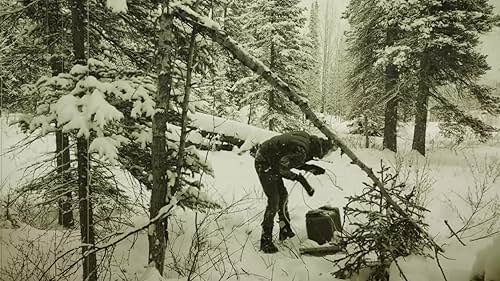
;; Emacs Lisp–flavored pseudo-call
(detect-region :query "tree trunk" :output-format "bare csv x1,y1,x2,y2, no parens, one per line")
362,81,369,149
172,5,443,253
268,42,276,131
47,0,74,228
173,30,197,198
70,0,96,278
364,114,369,149
248,104,253,125
149,5,175,274
412,91,428,155
268,91,275,130
77,138,97,281
320,0,331,114
382,27,398,153
56,130,74,227
51,58,73,228
383,96,398,152
412,60,430,156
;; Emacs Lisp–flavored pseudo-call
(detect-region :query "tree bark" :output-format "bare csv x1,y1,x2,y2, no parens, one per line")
149,4,174,274
173,29,197,197
364,114,369,149
170,5,443,253
412,87,429,156
51,58,73,228
320,0,331,114
268,42,276,131
70,0,96,278
412,57,430,156
47,0,74,228
382,28,398,153
383,96,398,152
76,138,96,281
56,130,74,227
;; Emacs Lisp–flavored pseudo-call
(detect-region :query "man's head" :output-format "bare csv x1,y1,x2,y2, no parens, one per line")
312,136,337,158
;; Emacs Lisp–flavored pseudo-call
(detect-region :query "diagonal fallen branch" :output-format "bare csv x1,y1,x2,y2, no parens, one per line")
170,3,443,252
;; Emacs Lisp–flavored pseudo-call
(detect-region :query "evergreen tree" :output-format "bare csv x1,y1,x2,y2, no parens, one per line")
220,0,262,124
304,0,321,108
239,0,313,131
395,0,500,155
335,164,433,280
345,0,407,152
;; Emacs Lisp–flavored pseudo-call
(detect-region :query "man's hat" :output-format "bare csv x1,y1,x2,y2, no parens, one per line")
319,138,335,157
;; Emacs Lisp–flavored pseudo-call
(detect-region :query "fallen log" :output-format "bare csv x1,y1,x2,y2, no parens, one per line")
299,245,343,256
170,3,443,252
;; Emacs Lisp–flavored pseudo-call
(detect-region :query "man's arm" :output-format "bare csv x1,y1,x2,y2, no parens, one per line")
299,164,325,175
277,146,316,196
278,146,307,180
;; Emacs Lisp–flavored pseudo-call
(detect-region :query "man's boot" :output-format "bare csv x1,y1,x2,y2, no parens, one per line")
278,221,295,241
260,235,278,253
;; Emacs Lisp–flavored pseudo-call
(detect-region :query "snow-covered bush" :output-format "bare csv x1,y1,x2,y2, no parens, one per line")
393,152,434,208
347,115,383,137
334,163,434,281
13,58,219,225
444,155,499,240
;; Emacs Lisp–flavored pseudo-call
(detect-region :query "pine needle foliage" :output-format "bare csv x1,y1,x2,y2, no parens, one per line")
335,162,433,281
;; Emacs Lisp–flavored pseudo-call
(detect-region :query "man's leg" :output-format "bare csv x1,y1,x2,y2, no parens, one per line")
277,178,290,225
277,179,295,240
256,164,280,253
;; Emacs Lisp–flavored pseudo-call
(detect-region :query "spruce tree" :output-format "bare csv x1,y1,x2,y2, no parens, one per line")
239,0,313,131
345,0,408,152
304,0,321,109
399,0,500,155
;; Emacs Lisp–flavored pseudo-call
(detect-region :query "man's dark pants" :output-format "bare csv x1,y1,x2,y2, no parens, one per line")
255,161,290,238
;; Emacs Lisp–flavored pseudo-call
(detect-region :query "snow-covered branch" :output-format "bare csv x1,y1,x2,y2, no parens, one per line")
190,112,277,151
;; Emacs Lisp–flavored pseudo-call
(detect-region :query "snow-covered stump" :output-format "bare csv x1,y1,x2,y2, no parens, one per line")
170,3,443,253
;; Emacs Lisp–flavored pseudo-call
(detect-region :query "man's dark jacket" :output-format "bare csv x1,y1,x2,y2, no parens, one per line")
254,131,326,180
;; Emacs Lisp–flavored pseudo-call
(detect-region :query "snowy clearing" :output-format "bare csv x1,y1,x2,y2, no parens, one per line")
1,115,499,281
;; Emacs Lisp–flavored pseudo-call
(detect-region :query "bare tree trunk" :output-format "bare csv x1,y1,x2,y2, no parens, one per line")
52,59,73,228
149,4,175,274
171,6,443,253
70,0,96,278
55,129,73,227
268,42,276,131
412,68,429,155
364,114,369,149
173,30,197,196
382,28,398,153
248,104,253,125
320,0,331,114
362,81,369,149
383,96,398,152
47,0,74,228
76,138,96,280
60,133,72,227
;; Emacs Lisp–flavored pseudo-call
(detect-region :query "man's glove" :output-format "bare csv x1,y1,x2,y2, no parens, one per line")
310,165,325,175
296,175,315,196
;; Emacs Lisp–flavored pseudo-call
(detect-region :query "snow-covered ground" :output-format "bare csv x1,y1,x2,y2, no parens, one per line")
1,115,499,281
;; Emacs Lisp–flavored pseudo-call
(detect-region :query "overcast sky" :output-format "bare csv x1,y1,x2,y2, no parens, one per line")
303,0,500,84
480,0,500,83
